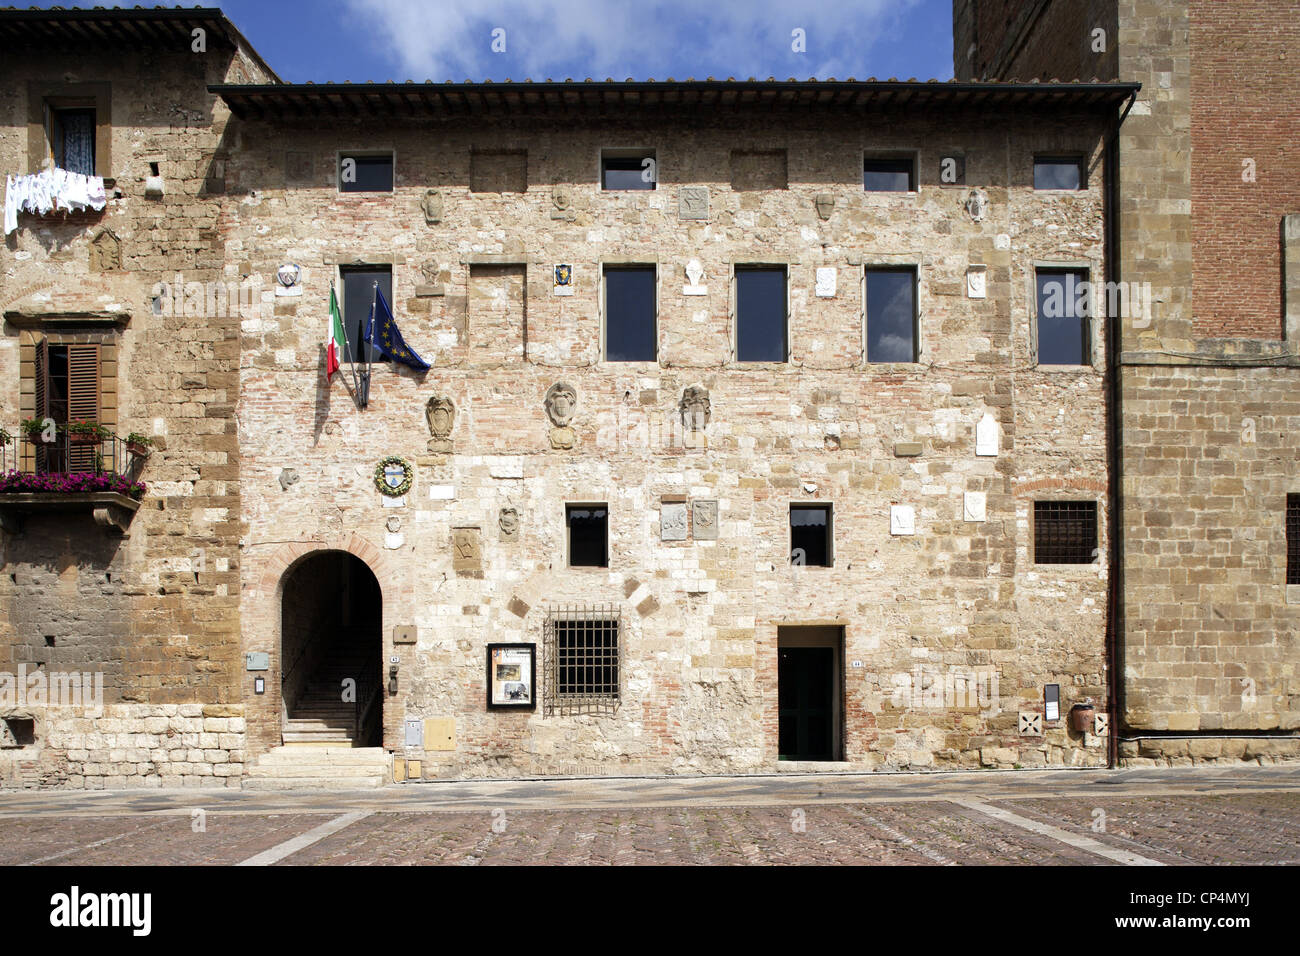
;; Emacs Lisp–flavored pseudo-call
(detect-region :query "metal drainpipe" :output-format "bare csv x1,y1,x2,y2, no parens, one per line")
1104,89,1139,769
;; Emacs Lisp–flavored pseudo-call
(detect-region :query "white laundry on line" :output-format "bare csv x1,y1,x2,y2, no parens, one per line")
3,166,107,236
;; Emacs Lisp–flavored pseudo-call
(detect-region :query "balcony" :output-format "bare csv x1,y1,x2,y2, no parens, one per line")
0,429,147,535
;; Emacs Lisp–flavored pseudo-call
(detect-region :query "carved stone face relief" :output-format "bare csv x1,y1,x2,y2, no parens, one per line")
552,185,571,211
421,189,443,224
545,382,577,427
679,386,711,432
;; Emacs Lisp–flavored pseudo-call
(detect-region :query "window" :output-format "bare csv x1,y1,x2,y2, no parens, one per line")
735,267,787,362
1288,495,1300,585
604,266,657,361
51,108,95,176
339,265,393,363
338,152,393,192
544,606,620,716
32,340,103,474
1035,268,1091,365
1034,501,1098,564
863,156,915,192
790,505,832,567
1034,156,1085,190
865,268,918,363
601,149,655,190
567,504,608,568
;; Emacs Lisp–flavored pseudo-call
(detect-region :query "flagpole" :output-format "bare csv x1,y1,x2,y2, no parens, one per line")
363,280,378,409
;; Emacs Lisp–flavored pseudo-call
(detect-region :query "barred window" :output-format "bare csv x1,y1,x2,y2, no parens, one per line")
1287,495,1300,585
544,605,620,716
1034,501,1098,564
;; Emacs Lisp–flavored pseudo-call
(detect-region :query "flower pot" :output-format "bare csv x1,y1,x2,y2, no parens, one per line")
127,442,151,458
1070,703,1096,732
25,432,56,446
68,433,103,446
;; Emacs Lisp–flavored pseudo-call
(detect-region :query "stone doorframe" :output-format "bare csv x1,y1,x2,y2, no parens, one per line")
244,534,396,757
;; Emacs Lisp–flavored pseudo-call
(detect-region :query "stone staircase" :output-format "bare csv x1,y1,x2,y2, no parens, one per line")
283,641,376,747
243,746,390,790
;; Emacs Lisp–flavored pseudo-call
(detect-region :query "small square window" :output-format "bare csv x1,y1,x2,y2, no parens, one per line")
1287,495,1300,585
604,266,657,361
51,107,95,176
866,268,918,363
339,152,393,192
1034,501,1098,564
736,267,787,362
790,505,832,567
567,505,608,568
1035,268,1091,365
1034,156,1084,190
601,150,655,190
863,156,915,192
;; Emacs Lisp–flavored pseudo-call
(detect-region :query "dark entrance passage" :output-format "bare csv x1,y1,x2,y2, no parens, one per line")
777,626,843,761
280,551,382,747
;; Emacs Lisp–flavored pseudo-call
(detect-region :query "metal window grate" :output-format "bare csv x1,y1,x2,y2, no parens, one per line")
1288,495,1300,585
1034,501,1098,564
544,604,621,716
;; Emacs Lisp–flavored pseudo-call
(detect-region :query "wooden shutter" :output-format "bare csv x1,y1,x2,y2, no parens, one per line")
30,339,48,474
66,344,100,474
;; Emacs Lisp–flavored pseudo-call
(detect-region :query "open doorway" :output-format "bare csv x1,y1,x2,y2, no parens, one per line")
777,626,844,761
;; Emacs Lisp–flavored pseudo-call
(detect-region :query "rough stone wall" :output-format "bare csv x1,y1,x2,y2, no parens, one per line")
0,41,255,787
953,0,1117,82
231,109,1113,775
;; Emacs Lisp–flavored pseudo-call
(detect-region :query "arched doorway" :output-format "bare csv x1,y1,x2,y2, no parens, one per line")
279,551,382,747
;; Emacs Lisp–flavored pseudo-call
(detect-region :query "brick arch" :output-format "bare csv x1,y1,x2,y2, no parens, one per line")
257,533,390,597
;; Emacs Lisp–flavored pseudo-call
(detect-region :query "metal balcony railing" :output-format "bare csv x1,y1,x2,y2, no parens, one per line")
1,430,146,483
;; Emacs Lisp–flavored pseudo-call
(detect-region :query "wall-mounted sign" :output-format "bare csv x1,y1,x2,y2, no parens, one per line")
487,643,536,710
1045,683,1061,721
245,652,269,671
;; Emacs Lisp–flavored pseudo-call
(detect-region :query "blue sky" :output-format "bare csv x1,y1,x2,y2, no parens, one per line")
31,0,956,83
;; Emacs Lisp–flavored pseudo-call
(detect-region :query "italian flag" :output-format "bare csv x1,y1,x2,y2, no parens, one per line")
325,285,345,380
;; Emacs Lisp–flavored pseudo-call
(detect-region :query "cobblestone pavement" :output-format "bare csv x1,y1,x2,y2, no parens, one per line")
0,765,1296,865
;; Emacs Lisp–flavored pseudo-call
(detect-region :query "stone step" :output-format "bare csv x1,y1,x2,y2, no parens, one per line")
243,744,389,790
242,776,386,791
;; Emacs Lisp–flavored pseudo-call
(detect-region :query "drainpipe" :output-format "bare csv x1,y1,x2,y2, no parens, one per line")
1103,88,1139,769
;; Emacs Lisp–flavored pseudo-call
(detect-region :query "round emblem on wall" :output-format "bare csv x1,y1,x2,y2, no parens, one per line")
374,456,414,497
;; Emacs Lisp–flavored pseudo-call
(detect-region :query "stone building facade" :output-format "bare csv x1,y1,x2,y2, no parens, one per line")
956,0,1300,764
9,3,1277,789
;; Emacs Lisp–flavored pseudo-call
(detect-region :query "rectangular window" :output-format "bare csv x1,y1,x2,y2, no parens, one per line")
338,152,393,192
1035,268,1091,365
1034,156,1085,190
31,339,102,474
863,156,915,192
604,266,657,361
1288,495,1300,585
544,606,620,716
51,108,95,176
790,505,832,567
865,268,918,363
735,267,787,362
1034,501,1098,564
340,265,393,363
601,149,655,190
567,504,608,568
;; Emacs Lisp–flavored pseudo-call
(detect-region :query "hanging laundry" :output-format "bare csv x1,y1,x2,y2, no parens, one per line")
3,166,107,235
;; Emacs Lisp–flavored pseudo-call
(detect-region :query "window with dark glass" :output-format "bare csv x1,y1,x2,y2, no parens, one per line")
1034,501,1098,564
736,267,787,362
1288,495,1300,585
567,505,608,568
545,608,621,716
604,266,657,361
866,268,918,363
339,152,394,192
340,265,393,363
1035,268,1091,365
1034,156,1084,190
601,150,655,190
863,156,915,192
790,505,832,567
52,108,95,176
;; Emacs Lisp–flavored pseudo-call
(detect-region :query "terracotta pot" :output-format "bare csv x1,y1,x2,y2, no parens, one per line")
25,432,56,446
68,432,103,446
1070,703,1096,732
126,442,150,458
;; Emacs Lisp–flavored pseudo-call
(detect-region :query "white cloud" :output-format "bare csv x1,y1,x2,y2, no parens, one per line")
343,0,919,82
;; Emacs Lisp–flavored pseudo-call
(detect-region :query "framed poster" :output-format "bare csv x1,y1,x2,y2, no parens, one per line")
487,643,536,710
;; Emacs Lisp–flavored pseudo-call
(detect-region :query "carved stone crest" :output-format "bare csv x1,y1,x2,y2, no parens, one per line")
814,193,835,220
678,186,709,220
421,188,443,224
88,229,121,272
499,507,519,540
965,188,989,223
683,259,708,296
679,386,711,432
550,184,575,220
452,527,482,577
425,395,456,452
692,500,719,540
545,382,577,427
660,501,687,541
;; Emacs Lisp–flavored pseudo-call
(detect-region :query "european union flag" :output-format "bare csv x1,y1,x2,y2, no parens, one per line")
365,286,430,371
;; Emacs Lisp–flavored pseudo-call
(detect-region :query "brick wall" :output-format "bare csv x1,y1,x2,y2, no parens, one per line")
954,0,1117,81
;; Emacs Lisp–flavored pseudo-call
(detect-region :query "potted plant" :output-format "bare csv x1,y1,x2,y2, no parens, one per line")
125,432,155,458
62,420,111,446
21,418,56,445
1069,700,1097,732
0,427,11,446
